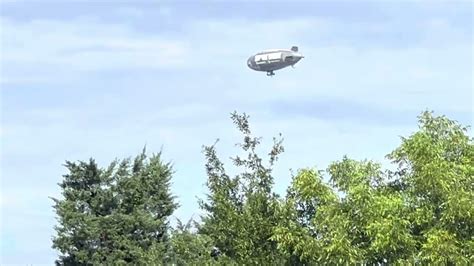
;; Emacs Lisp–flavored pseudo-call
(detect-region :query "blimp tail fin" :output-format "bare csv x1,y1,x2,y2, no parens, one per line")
291,46,298,52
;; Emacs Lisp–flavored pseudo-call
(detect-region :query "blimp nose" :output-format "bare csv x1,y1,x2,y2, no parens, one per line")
247,56,257,69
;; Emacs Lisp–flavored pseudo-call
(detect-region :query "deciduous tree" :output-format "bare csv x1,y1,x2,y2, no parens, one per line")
198,111,289,264
273,111,473,264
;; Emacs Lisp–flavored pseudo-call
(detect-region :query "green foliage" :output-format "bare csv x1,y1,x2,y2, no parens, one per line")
198,111,289,264
51,149,178,265
51,110,473,265
273,111,473,264
169,218,213,263
387,111,474,264
143,217,236,265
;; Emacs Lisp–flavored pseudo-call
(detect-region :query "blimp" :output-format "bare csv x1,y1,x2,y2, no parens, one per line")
247,46,304,76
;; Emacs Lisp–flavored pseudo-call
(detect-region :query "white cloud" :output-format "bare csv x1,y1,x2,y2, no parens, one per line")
3,15,471,113
1,17,190,78
154,16,471,114
2,11,471,180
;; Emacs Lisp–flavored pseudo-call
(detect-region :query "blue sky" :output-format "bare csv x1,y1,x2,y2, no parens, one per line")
1,0,472,264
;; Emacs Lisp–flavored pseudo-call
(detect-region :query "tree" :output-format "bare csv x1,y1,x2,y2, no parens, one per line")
198,111,289,264
150,217,236,265
387,111,473,264
272,111,473,264
51,149,178,265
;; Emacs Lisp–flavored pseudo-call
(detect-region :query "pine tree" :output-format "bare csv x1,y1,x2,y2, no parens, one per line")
51,149,178,265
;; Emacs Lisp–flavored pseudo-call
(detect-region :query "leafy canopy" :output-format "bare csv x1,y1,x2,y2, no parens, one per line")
198,111,289,264
51,110,473,265
273,111,473,264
